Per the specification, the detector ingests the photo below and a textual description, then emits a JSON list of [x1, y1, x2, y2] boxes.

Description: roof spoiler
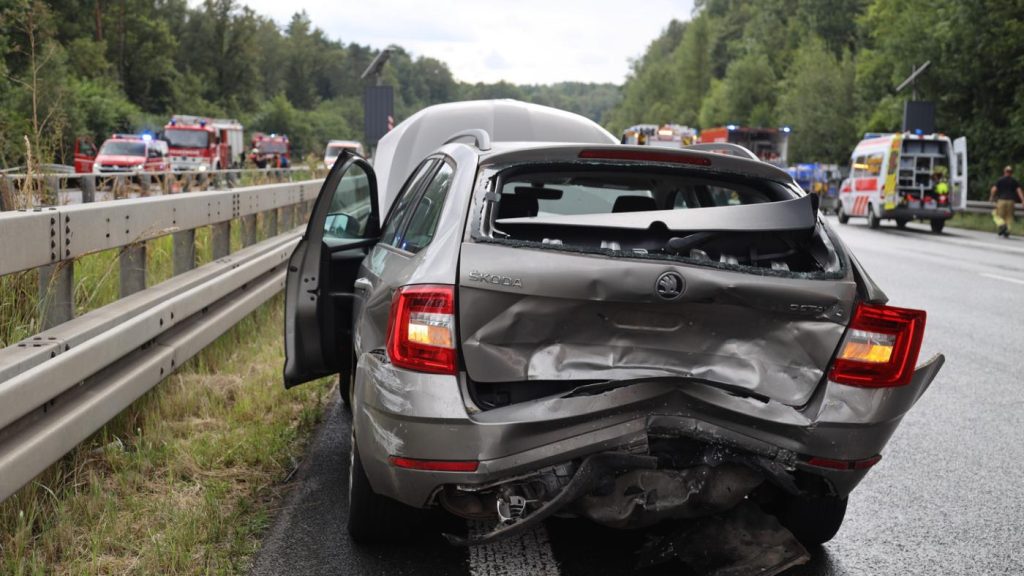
[[683, 142, 759, 161]]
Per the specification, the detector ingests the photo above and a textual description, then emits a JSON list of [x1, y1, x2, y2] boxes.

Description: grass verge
[[0, 296, 333, 575], [946, 211, 1002, 234]]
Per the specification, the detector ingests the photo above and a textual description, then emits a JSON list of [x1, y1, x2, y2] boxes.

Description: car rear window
[[493, 167, 790, 221], [478, 165, 841, 277]]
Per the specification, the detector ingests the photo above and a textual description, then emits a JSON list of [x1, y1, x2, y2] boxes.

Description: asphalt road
[[250, 216, 1024, 576]]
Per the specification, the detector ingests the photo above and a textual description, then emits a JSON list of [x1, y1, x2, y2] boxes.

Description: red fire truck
[[249, 132, 291, 168], [163, 115, 244, 172], [698, 125, 790, 166]]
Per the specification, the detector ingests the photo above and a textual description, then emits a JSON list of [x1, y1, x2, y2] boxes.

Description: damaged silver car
[[283, 100, 944, 547]]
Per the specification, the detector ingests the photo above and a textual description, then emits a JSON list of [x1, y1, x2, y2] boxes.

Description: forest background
[[2, 0, 1021, 198]]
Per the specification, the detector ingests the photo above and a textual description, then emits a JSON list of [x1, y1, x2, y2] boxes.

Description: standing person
[[990, 166, 1024, 237]]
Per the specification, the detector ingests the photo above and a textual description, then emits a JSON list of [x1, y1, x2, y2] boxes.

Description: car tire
[[837, 205, 849, 224], [347, 434, 419, 544], [895, 218, 908, 229], [776, 495, 848, 546], [867, 205, 880, 229], [930, 218, 945, 234]]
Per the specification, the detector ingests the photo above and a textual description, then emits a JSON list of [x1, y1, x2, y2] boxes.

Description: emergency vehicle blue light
[[914, 129, 924, 135], [141, 133, 153, 141], [782, 126, 791, 133], [727, 124, 738, 130]]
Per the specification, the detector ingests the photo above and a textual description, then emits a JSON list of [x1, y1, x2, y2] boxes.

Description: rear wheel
[[348, 434, 419, 544], [776, 495, 848, 546], [837, 205, 849, 224], [930, 218, 945, 234], [867, 205, 880, 229]]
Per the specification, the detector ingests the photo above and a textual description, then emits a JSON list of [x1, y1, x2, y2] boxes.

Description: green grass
[[0, 297, 333, 575], [946, 211, 1019, 234]]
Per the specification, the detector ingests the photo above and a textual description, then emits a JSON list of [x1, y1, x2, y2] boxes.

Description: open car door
[[284, 151, 379, 388]]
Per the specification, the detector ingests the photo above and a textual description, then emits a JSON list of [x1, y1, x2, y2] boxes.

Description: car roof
[[374, 100, 617, 213]]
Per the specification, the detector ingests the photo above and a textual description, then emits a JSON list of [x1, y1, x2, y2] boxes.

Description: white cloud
[[227, 0, 695, 84]]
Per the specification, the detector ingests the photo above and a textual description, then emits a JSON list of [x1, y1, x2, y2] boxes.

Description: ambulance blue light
[[727, 124, 738, 131], [782, 126, 791, 133]]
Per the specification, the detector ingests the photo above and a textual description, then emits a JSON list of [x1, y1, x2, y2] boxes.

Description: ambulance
[[837, 132, 967, 233]]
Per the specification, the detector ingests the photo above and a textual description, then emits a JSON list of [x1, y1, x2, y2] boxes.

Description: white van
[[324, 140, 365, 169], [837, 132, 967, 233]]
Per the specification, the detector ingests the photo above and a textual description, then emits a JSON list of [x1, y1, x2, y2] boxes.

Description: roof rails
[[445, 129, 492, 151], [683, 142, 760, 161]]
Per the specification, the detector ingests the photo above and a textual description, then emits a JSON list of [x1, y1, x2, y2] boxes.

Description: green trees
[[1, 1, 623, 167], [776, 39, 855, 163], [606, 0, 1023, 195]]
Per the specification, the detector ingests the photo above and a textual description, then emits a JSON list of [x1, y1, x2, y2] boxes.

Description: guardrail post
[[80, 175, 96, 204], [264, 209, 278, 238], [38, 262, 73, 329], [242, 215, 257, 247], [281, 205, 294, 231], [119, 244, 146, 296], [212, 222, 230, 259], [173, 230, 195, 275]]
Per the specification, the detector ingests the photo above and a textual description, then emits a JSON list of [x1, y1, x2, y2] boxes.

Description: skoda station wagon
[[283, 100, 944, 548]]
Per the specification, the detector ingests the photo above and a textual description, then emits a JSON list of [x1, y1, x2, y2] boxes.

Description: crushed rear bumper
[[353, 351, 944, 509]]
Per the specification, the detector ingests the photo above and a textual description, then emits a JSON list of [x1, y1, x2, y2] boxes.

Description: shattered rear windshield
[[481, 165, 842, 277]]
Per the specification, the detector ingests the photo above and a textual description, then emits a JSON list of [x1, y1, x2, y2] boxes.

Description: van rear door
[[952, 137, 968, 211]]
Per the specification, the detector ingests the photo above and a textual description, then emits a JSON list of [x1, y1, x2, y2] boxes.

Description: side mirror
[[324, 213, 360, 238]]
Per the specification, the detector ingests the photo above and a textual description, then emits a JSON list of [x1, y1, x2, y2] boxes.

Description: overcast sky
[[234, 0, 695, 85]]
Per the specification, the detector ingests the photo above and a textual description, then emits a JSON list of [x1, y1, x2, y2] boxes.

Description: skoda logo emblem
[[655, 271, 685, 301]]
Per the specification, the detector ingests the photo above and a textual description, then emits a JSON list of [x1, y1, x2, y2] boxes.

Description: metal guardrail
[[0, 166, 324, 210], [963, 200, 1024, 216], [0, 178, 322, 502]]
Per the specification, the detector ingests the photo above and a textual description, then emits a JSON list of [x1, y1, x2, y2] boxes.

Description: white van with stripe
[[837, 132, 967, 233]]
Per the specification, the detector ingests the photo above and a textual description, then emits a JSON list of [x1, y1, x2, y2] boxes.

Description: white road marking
[[467, 521, 561, 576], [980, 273, 1024, 286]]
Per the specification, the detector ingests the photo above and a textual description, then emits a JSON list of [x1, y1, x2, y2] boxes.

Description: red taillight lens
[[386, 285, 457, 374], [805, 454, 882, 471], [829, 303, 926, 387], [578, 149, 712, 166], [388, 456, 478, 472]]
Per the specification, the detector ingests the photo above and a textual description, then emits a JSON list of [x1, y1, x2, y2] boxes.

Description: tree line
[[0, 0, 620, 168], [603, 0, 1024, 197]]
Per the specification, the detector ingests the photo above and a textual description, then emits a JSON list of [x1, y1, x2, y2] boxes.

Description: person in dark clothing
[[990, 165, 1024, 237]]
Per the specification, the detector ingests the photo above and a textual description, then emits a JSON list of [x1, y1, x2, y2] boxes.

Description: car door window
[[381, 158, 438, 247], [324, 163, 375, 241], [400, 162, 454, 253]]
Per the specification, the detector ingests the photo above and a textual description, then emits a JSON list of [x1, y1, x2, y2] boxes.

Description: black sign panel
[[363, 86, 394, 147], [903, 101, 935, 134]]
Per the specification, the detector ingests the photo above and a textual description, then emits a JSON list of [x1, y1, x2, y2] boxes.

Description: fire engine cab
[[699, 125, 789, 166], [163, 115, 244, 172], [837, 132, 967, 233], [249, 132, 290, 168]]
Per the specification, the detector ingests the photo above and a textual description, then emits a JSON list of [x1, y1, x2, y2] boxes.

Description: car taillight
[[386, 285, 457, 374], [829, 303, 926, 387]]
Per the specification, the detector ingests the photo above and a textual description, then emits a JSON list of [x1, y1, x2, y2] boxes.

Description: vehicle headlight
[[92, 164, 101, 174], [198, 164, 208, 172]]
